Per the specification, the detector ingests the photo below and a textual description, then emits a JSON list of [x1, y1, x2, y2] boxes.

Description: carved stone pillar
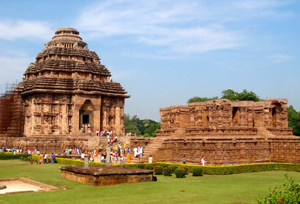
[[115, 106, 121, 135]]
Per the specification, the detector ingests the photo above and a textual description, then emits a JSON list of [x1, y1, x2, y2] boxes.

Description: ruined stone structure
[[60, 166, 154, 186], [131, 99, 300, 165], [0, 28, 129, 152]]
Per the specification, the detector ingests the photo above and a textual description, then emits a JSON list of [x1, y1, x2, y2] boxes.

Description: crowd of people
[[1, 147, 23, 154], [2, 145, 206, 166], [77, 143, 132, 164], [81, 123, 93, 135], [64, 147, 82, 155], [133, 145, 143, 158], [81, 123, 115, 139], [39, 153, 56, 164]]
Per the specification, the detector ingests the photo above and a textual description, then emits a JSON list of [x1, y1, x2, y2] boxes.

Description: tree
[[187, 96, 218, 104], [187, 89, 261, 104], [124, 114, 140, 135], [221, 89, 261, 102], [124, 114, 160, 137], [288, 106, 300, 136]]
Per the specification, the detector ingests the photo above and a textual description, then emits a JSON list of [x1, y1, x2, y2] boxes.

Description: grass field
[[0, 160, 300, 204]]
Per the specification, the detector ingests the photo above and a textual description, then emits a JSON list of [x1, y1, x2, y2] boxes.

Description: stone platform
[[60, 166, 154, 186]]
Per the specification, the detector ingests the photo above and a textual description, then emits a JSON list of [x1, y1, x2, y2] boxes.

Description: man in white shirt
[[133, 147, 137, 158], [81, 152, 85, 161], [149, 155, 153, 163], [201, 156, 206, 166]]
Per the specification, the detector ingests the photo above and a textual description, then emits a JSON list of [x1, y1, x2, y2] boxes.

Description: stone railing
[[156, 129, 175, 136], [186, 127, 258, 136], [266, 128, 293, 136]]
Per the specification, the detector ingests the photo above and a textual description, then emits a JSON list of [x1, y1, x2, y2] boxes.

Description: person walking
[[51, 153, 55, 164], [40, 153, 44, 164], [201, 156, 206, 166], [148, 155, 153, 163], [81, 152, 85, 161], [182, 155, 186, 164], [44, 153, 48, 164]]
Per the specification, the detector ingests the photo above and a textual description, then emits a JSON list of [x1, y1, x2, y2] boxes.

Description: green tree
[[144, 122, 161, 137], [221, 89, 261, 102], [288, 106, 300, 136], [124, 114, 140, 135], [187, 96, 218, 103], [124, 114, 160, 137], [187, 89, 261, 104]]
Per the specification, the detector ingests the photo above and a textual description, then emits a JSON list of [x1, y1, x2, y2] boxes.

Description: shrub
[[137, 163, 145, 169], [175, 167, 186, 178], [169, 165, 178, 173], [257, 174, 300, 204], [56, 158, 84, 166], [144, 164, 154, 170], [163, 167, 172, 176], [20, 155, 33, 162], [192, 167, 203, 176], [32, 154, 41, 162], [178, 166, 188, 175], [124, 163, 140, 168], [154, 165, 164, 175], [0, 153, 29, 160]]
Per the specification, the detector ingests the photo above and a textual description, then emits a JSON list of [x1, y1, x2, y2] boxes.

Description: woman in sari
[[127, 152, 131, 163], [40, 153, 44, 164]]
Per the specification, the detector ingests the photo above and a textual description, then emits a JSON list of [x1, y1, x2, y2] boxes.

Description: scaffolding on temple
[[0, 81, 23, 137]]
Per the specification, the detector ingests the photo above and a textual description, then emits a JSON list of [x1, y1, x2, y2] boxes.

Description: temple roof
[[19, 27, 129, 98], [18, 77, 129, 97]]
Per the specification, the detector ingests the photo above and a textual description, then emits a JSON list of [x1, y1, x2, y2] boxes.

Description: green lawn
[[0, 160, 300, 204]]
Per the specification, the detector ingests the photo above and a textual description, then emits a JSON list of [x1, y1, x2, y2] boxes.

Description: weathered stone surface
[[0, 27, 130, 152], [60, 166, 154, 186], [130, 99, 300, 165]]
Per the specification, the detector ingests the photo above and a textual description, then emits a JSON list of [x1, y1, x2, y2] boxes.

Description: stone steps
[[131, 137, 165, 163]]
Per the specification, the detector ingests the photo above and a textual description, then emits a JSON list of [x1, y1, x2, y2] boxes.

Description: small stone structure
[[131, 99, 300, 165], [0, 27, 130, 153], [60, 166, 154, 186]]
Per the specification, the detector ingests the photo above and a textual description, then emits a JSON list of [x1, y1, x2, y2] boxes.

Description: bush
[[20, 155, 33, 162], [144, 164, 154, 170], [169, 165, 178, 173], [178, 166, 189, 175], [32, 154, 41, 162], [175, 167, 186, 178], [154, 165, 164, 175], [0, 153, 29, 160], [192, 167, 203, 176], [156, 162, 300, 176], [257, 174, 300, 203], [137, 163, 145, 169], [163, 167, 172, 176]]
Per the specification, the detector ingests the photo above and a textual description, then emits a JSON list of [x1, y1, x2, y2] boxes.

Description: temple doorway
[[83, 115, 89, 124], [232, 107, 239, 127], [79, 100, 94, 131]]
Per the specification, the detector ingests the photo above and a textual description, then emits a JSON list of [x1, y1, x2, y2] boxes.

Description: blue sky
[[0, 0, 299, 121]]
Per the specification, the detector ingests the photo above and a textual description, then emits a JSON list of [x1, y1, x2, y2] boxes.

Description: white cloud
[[269, 55, 294, 63], [0, 57, 32, 83], [75, 0, 293, 56], [0, 20, 53, 41]]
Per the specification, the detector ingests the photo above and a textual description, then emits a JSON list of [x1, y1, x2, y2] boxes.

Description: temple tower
[[14, 27, 129, 136]]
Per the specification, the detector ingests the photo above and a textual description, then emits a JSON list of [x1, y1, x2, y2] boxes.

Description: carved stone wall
[[129, 98, 297, 165], [0, 27, 129, 151], [158, 99, 292, 136]]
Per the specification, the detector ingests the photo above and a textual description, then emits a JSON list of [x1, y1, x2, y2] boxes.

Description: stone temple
[[131, 99, 300, 165], [0, 28, 129, 152], [1, 27, 299, 165]]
